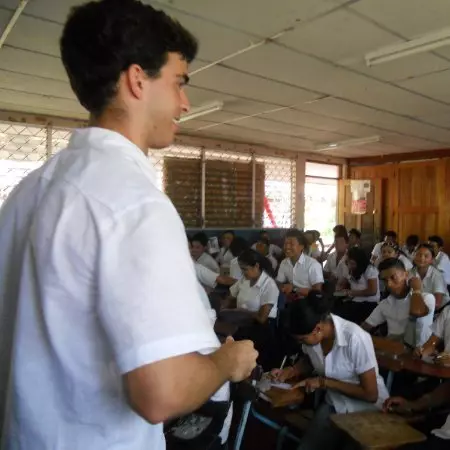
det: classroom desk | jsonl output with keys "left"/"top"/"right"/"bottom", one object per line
{"left": 260, "top": 386, "right": 305, "bottom": 408}
{"left": 331, "top": 411, "right": 426, "bottom": 450}
{"left": 401, "top": 357, "right": 450, "bottom": 379}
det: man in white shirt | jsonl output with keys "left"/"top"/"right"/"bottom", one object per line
{"left": 428, "top": 235, "right": 450, "bottom": 292}
{"left": 324, "top": 234, "right": 349, "bottom": 281}
{"left": 362, "top": 258, "right": 435, "bottom": 348}
{"left": 0, "top": 2, "right": 258, "bottom": 449}
{"left": 190, "top": 232, "right": 220, "bottom": 273}
{"left": 277, "top": 229, "right": 324, "bottom": 298}
{"left": 371, "top": 230, "right": 397, "bottom": 264}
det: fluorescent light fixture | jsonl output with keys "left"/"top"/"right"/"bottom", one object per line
{"left": 315, "top": 135, "right": 381, "bottom": 152}
{"left": 178, "top": 101, "right": 223, "bottom": 123}
{"left": 365, "top": 26, "right": 450, "bottom": 66}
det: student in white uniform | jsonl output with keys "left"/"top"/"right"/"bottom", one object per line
{"left": 305, "top": 229, "right": 323, "bottom": 260}
{"left": 253, "top": 237, "right": 278, "bottom": 271}
{"left": 402, "top": 234, "right": 420, "bottom": 262}
{"left": 376, "top": 242, "right": 413, "bottom": 272}
{"left": 428, "top": 235, "right": 450, "bottom": 293}
{"left": 362, "top": 258, "right": 435, "bottom": 348}
{"left": 348, "top": 228, "right": 362, "bottom": 249}
{"left": 324, "top": 234, "right": 349, "bottom": 280}
{"left": 251, "top": 230, "right": 283, "bottom": 259}
{"left": 271, "top": 292, "right": 389, "bottom": 450}
{"left": 217, "top": 230, "right": 235, "bottom": 268}
{"left": 336, "top": 247, "right": 380, "bottom": 324}
{"left": 410, "top": 244, "right": 448, "bottom": 309}
{"left": 371, "top": 230, "right": 397, "bottom": 264}
{"left": 277, "top": 229, "right": 324, "bottom": 298}
{"left": 194, "top": 261, "right": 236, "bottom": 291}
{"left": 190, "top": 232, "right": 220, "bottom": 273}
{"left": 323, "top": 224, "right": 348, "bottom": 259}
{"left": 228, "top": 237, "right": 249, "bottom": 280}
{"left": 0, "top": 3, "right": 259, "bottom": 449}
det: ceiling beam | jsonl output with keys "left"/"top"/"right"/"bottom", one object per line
{"left": 348, "top": 148, "right": 450, "bottom": 166}
{"left": 0, "top": 0, "right": 29, "bottom": 49}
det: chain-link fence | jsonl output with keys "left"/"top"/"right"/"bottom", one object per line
{"left": 0, "top": 119, "right": 297, "bottom": 227}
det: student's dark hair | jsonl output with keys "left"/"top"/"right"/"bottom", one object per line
{"left": 60, "top": 0, "right": 198, "bottom": 116}
{"left": 238, "top": 249, "right": 275, "bottom": 278}
{"left": 222, "top": 230, "right": 235, "bottom": 237}
{"left": 347, "top": 246, "right": 371, "bottom": 281}
{"left": 288, "top": 291, "right": 332, "bottom": 336}
{"left": 335, "top": 234, "right": 349, "bottom": 244}
{"left": 191, "top": 232, "right": 208, "bottom": 248}
{"left": 348, "top": 228, "right": 361, "bottom": 239}
{"left": 378, "top": 257, "right": 406, "bottom": 273}
{"left": 428, "top": 235, "right": 444, "bottom": 248}
{"left": 381, "top": 241, "right": 400, "bottom": 253}
{"left": 406, "top": 234, "right": 420, "bottom": 247}
{"left": 416, "top": 243, "right": 436, "bottom": 259}
{"left": 285, "top": 229, "right": 307, "bottom": 247}
{"left": 258, "top": 237, "right": 270, "bottom": 246}
{"left": 333, "top": 224, "right": 348, "bottom": 236}
{"left": 385, "top": 230, "right": 397, "bottom": 239}
{"left": 229, "top": 237, "right": 248, "bottom": 258}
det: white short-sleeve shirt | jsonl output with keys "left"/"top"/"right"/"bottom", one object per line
{"left": 229, "top": 257, "right": 243, "bottom": 280}
{"left": 276, "top": 253, "right": 324, "bottom": 289}
{"left": 302, "top": 315, "right": 389, "bottom": 414}
{"left": 197, "top": 252, "right": 220, "bottom": 273}
{"left": 324, "top": 252, "right": 348, "bottom": 279}
{"left": 371, "top": 242, "right": 384, "bottom": 259}
{"left": 195, "top": 262, "right": 218, "bottom": 289}
{"left": 217, "top": 247, "right": 234, "bottom": 267}
{"left": 0, "top": 128, "right": 229, "bottom": 450}
{"left": 435, "top": 251, "right": 450, "bottom": 286}
{"left": 251, "top": 243, "right": 282, "bottom": 258}
{"left": 409, "top": 266, "right": 449, "bottom": 304}
{"left": 365, "top": 293, "right": 435, "bottom": 347}
{"left": 348, "top": 265, "right": 380, "bottom": 303}
{"left": 432, "top": 305, "right": 450, "bottom": 353}
{"left": 229, "top": 271, "right": 278, "bottom": 319}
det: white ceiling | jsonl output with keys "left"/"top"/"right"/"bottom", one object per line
{"left": 1, "top": 0, "right": 450, "bottom": 157}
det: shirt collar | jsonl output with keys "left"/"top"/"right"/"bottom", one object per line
{"left": 68, "top": 127, "right": 157, "bottom": 185}
{"left": 291, "top": 253, "right": 305, "bottom": 266}
{"left": 330, "top": 314, "right": 348, "bottom": 347}
{"left": 254, "top": 270, "right": 268, "bottom": 288}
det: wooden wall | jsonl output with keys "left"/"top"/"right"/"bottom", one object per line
{"left": 350, "top": 159, "right": 450, "bottom": 252}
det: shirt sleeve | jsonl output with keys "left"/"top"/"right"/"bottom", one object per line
{"left": 365, "top": 303, "right": 386, "bottom": 327}
{"left": 276, "top": 260, "right": 288, "bottom": 283}
{"left": 97, "top": 198, "right": 219, "bottom": 374}
{"left": 229, "top": 259, "right": 242, "bottom": 280}
{"left": 432, "top": 270, "right": 446, "bottom": 295}
{"left": 323, "top": 255, "right": 332, "bottom": 273}
{"left": 229, "top": 280, "right": 240, "bottom": 298}
{"left": 260, "top": 279, "right": 279, "bottom": 307}
{"left": 365, "top": 265, "right": 379, "bottom": 280}
{"left": 196, "top": 263, "right": 219, "bottom": 289}
{"left": 432, "top": 306, "right": 449, "bottom": 339}
{"left": 309, "top": 260, "right": 324, "bottom": 285}
{"left": 349, "top": 330, "right": 378, "bottom": 375}
{"left": 371, "top": 242, "right": 382, "bottom": 258}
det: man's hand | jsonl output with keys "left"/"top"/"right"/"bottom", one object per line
{"left": 280, "top": 284, "right": 294, "bottom": 295}
{"left": 291, "top": 377, "right": 324, "bottom": 393}
{"left": 383, "top": 397, "right": 410, "bottom": 414}
{"left": 270, "top": 366, "right": 297, "bottom": 382}
{"left": 212, "top": 337, "right": 258, "bottom": 383}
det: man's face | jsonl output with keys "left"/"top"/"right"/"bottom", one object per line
{"left": 335, "top": 236, "right": 348, "bottom": 253}
{"left": 380, "top": 267, "right": 408, "bottom": 297}
{"left": 348, "top": 233, "right": 359, "bottom": 247}
{"left": 191, "top": 241, "right": 204, "bottom": 260}
{"left": 142, "top": 53, "right": 190, "bottom": 149}
{"left": 385, "top": 235, "right": 396, "bottom": 244}
{"left": 284, "top": 237, "right": 303, "bottom": 259}
{"left": 414, "top": 247, "right": 433, "bottom": 269}
{"left": 222, "top": 233, "right": 234, "bottom": 249}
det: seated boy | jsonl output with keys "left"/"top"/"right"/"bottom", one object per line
{"left": 362, "top": 258, "right": 435, "bottom": 348}
{"left": 191, "top": 232, "right": 220, "bottom": 273}
{"left": 428, "top": 235, "right": 450, "bottom": 297}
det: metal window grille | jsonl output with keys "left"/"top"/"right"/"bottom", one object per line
{"left": 0, "top": 119, "right": 297, "bottom": 228}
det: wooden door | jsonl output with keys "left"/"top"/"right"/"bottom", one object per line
{"left": 338, "top": 179, "right": 383, "bottom": 250}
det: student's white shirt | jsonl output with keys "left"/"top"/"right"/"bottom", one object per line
{"left": 267, "top": 254, "right": 278, "bottom": 271}
{"left": 401, "top": 245, "right": 418, "bottom": 262}
{"left": 229, "top": 257, "right": 243, "bottom": 280}
{"left": 302, "top": 315, "right": 389, "bottom": 414}
{"left": 276, "top": 253, "right": 324, "bottom": 289}
{"left": 229, "top": 272, "right": 278, "bottom": 319}
{"left": 365, "top": 292, "right": 435, "bottom": 347}
{"left": 435, "top": 251, "right": 450, "bottom": 286}
{"left": 217, "top": 247, "right": 234, "bottom": 267}
{"left": 347, "top": 265, "right": 380, "bottom": 303}
{"left": 371, "top": 242, "right": 384, "bottom": 260}
{"left": 197, "top": 252, "right": 220, "bottom": 273}
{"left": 251, "top": 243, "right": 282, "bottom": 258}
{"left": 0, "top": 128, "right": 230, "bottom": 450}
{"left": 195, "top": 262, "right": 218, "bottom": 289}
{"left": 431, "top": 305, "right": 450, "bottom": 353}
{"left": 324, "top": 252, "right": 349, "bottom": 279}
{"left": 409, "top": 266, "right": 449, "bottom": 305}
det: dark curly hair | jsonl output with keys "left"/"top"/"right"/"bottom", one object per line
{"left": 60, "top": 0, "right": 198, "bottom": 116}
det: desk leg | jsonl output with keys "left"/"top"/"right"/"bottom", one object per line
{"left": 234, "top": 400, "right": 252, "bottom": 450}
{"left": 386, "top": 371, "right": 395, "bottom": 393}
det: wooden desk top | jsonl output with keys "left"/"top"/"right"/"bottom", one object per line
{"left": 372, "top": 336, "right": 407, "bottom": 356}
{"left": 331, "top": 411, "right": 426, "bottom": 450}
{"left": 400, "top": 356, "right": 450, "bottom": 379}
{"left": 262, "top": 386, "right": 305, "bottom": 408}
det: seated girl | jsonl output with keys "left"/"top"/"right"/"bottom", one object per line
{"left": 216, "top": 230, "right": 235, "bottom": 269}
{"left": 402, "top": 234, "right": 420, "bottom": 262}
{"left": 377, "top": 242, "right": 413, "bottom": 272}
{"left": 271, "top": 292, "right": 389, "bottom": 450}
{"left": 228, "top": 237, "right": 249, "bottom": 280}
{"left": 253, "top": 237, "right": 278, "bottom": 271}
{"left": 410, "top": 244, "right": 449, "bottom": 310}
{"left": 335, "top": 247, "right": 380, "bottom": 324}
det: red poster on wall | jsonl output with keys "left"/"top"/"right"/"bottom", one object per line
{"left": 351, "top": 198, "right": 367, "bottom": 215}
